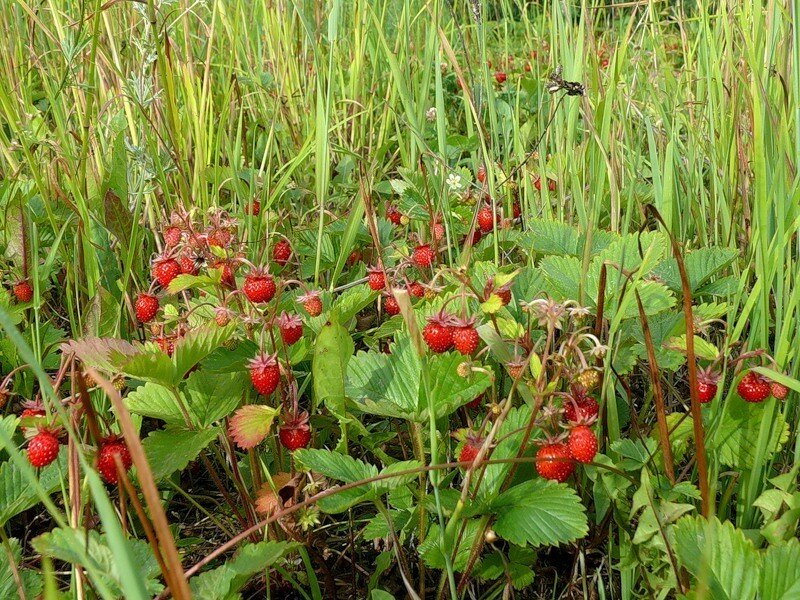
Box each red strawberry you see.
[135,293,159,323]
[348,249,362,265]
[771,381,789,400]
[477,166,486,183]
[506,357,526,379]
[465,229,483,246]
[367,267,386,291]
[494,71,507,84]
[273,240,292,267]
[20,401,45,433]
[248,353,281,396]
[696,368,720,404]
[387,206,403,226]
[466,394,484,410]
[412,244,435,268]
[452,317,480,355]
[524,63,532,72]
[563,387,599,422]
[178,253,200,275]
[568,425,598,464]
[208,228,232,249]
[478,206,495,232]
[384,294,400,316]
[243,270,276,303]
[496,286,512,306]
[737,370,771,403]
[536,443,574,482]
[276,312,303,345]
[97,437,132,484]
[28,430,60,468]
[246,199,261,216]
[215,307,231,327]
[152,257,180,288]
[298,291,323,316]
[211,260,236,289]
[458,433,484,466]
[423,310,456,353]
[534,176,557,192]
[279,411,311,451]
[13,280,33,303]
[407,281,425,298]
[163,226,182,248]
[433,222,445,242]
[512,201,521,219]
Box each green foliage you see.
[142,427,220,480]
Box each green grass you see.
[1,0,799,598]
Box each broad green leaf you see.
[524,219,579,256]
[490,479,588,547]
[173,322,235,379]
[0,537,41,598]
[125,382,185,425]
[673,515,759,600]
[142,427,219,480]
[33,527,162,596]
[375,460,422,490]
[419,519,482,571]
[760,538,800,599]
[652,247,737,293]
[294,448,378,483]
[538,255,581,301]
[346,334,421,420]
[0,452,66,526]
[712,398,788,469]
[346,333,491,421]
[228,405,279,449]
[313,318,354,417]
[475,545,536,589]
[190,541,296,599]
[666,334,719,361]
[479,404,534,499]
[110,346,177,386]
[185,370,246,427]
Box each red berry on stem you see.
[163,226,182,248]
[568,425,598,464]
[298,291,323,317]
[423,310,456,353]
[536,443,574,482]
[413,244,435,268]
[367,266,386,291]
[248,353,281,396]
[458,433,484,467]
[276,312,303,345]
[135,293,159,323]
[273,240,292,267]
[152,257,180,288]
[737,370,771,403]
[770,381,789,400]
[384,294,400,316]
[478,206,495,232]
[13,280,33,303]
[28,430,60,468]
[494,71,507,84]
[279,411,311,451]
[97,437,133,484]
[243,269,276,303]
[452,317,480,356]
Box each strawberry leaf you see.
[228,405,279,449]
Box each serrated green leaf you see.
[33,527,162,596]
[375,460,422,490]
[490,479,588,547]
[760,538,800,599]
[524,219,580,256]
[142,427,219,480]
[294,448,378,483]
[125,382,185,425]
[712,397,788,469]
[419,519,481,571]
[173,322,235,379]
[673,515,759,600]
[0,452,66,526]
[652,247,737,293]
[185,370,245,427]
